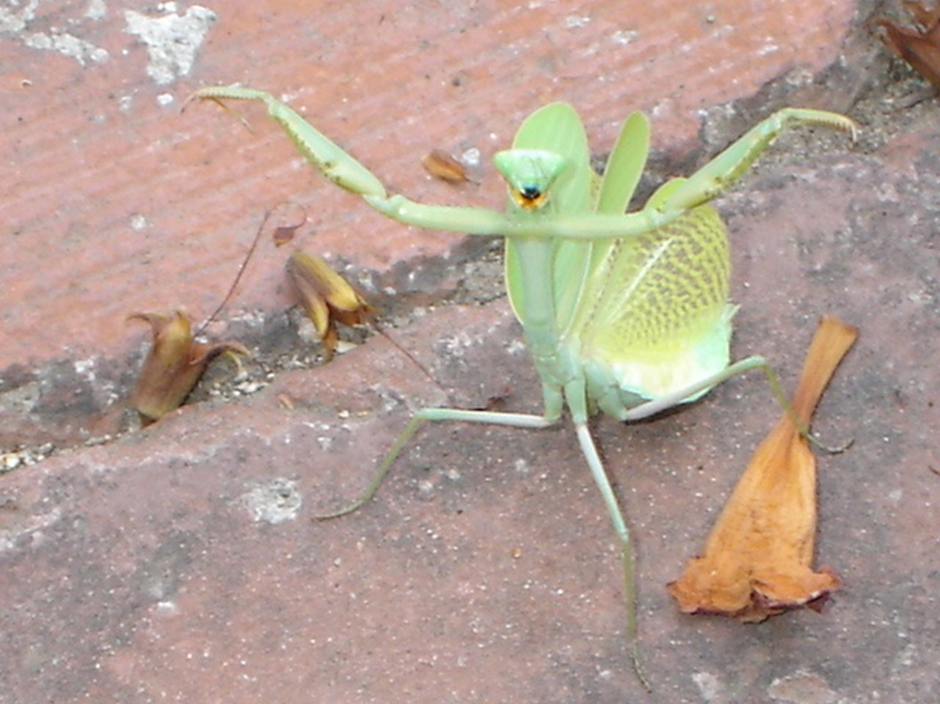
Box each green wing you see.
[595,111,650,215]
[572,195,735,403]
[566,110,651,331]
[504,102,593,330]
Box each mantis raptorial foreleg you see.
[188,87,856,242]
[663,108,858,211]
[186,87,389,198]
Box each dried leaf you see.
[286,251,375,361]
[272,224,301,247]
[668,315,858,622]
[422,149,470,184]
[129,311,249,423]
[877,2,940,90]
[271,204,308,247]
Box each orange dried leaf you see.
[907,0,940,29]
[877,2,940,90]
[129,311,249,423]
[286,251,376,361]
[668,315,858,622]
[422,149,470,184]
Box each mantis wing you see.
[504,102,593,331]
[562,110,650,332]
[595,111,650,216]
[574,190,735,407]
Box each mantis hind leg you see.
[621,354,846,452]
[563,379,651,689]
[573,420,651,691]
[620,354,772,421]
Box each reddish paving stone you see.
[3,0,852,391]
[5,1,940,703]
[3,127,940,700]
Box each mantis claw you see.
[664,107,859,211]
[188,85,387,199]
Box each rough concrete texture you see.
[3,1,939,702]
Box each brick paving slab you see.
[3,0,852,381]
[5,1,940,703]
[3,129,940,698]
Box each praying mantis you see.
[189,86,856,687]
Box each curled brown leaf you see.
[286,251,375,361]
[129,311,249,423]
[422,149,471,185]
[876,1,940,90]
[668,315,858,622]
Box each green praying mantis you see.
[189,86,856,687]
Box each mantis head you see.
[493,149,567,211]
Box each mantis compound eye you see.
[511,184,549,210]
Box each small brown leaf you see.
[270,203,308,247]
[129,311,249,423]
[272,224,301,247]
[668,316,858,622]
[286,251,375,360]
[422,149,470,184]
[877,2,940,90]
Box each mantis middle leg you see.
[317,382,566,518]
